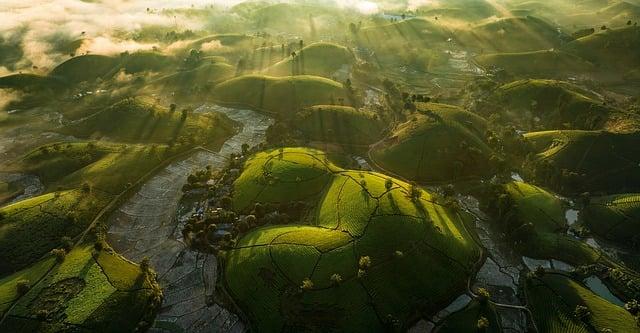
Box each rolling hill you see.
[293,105,384,145]
[264,42,355,78]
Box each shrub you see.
[140,256,151,274]
[61,236,73,251]
[16,279,30,296]
[385,178,393,191]
[625,299,640,315]
[574,305,590,320]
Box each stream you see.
[107,105,273,333]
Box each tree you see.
[349,22,358,34]
[140,256,151,274]
[476,287,490,304]
[330,273,343,285]
[245,215,257,227]
[385,178,393,191]
[170,103,177,112]
[477,316,490,331]
[301,278,314,290]
[241,143,250,156]
[16,279,30,296]
[51,248,66,263]
[359,256,372,269]
[574,305,590,321]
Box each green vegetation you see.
[0,246,161,332]
[582,193,640,248]
[0,74,63,91]
[482,79,637,131]
[458,16,569,53]
[149,61,235,97]
[371,102,494,183]
[563,26,640,72]
[482,181,599,265]
[59,97,236,147]
[212,74,350,115]
[225,147,480,332]
[264,42,355,77]
[0,190,108,275]
[526,272,639,333]
[524,130,640,194]
[475,50,596,78]
[435,300,501,333]
[294,105,383,145]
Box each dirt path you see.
[107,106,273,333]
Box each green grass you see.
[0,246,158,332]
[264,42,355,77]
[294,105,383,145]
[371,102,494,183]
[582,193,640,247]
[212,74,350,115]
[59,97,236,147]
[225,147,481,332]
[149,61,235,97]
[526,272,638,333]
[525,130,640,194]
[0,257,55,315]
[435,300,501,333]
[0,190,109,276]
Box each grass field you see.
[562,26,640,72]
[526,272,638,333]
[148,61,235,98]
[225,147,481,332]
[294,105,384,145]
[525,130,640,194]
[59,97,236,147]
[212,74,350,115]
[264,42,355,78]
[0,245,159,332]
[582,193,640,247]
[371,102,494,183]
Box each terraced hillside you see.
[264,42,355,78]
[526,272,639,333]
[294,105,384,145]
[563,25,640,72]
[457,16,569,53]
[212,75,351,115]
[483,79,637,131]
[582,193,640,247]
[0,245,161,332]
[59,98,236,147]
[371,103,494,183]
[225,147,481,332]
[482,181,599,265]
[525,130,640,194]
[475,50,596,78]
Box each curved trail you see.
[107,106,273,333]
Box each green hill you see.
[360,17,451,46]
[59,98,236,147]
[148,61,235,97]
[211,75,350,115]
[458,16,569,53]
[225,147,481,332]
[0,190,109,275]
[0,74,64,92]
[293,105,383,145]
[563,26,640,71]
[371,103,494,183]
[475,50,596,77]
[526,272,638,333]
[482,181,599,265]
[49,55,119,85]
[435,299,501,333]
[525,130,640,194]
[0,245,160,332]
[483,79,636,131]
[8,141,175,194]
[264,42,355,77]
[582,193,640,247]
